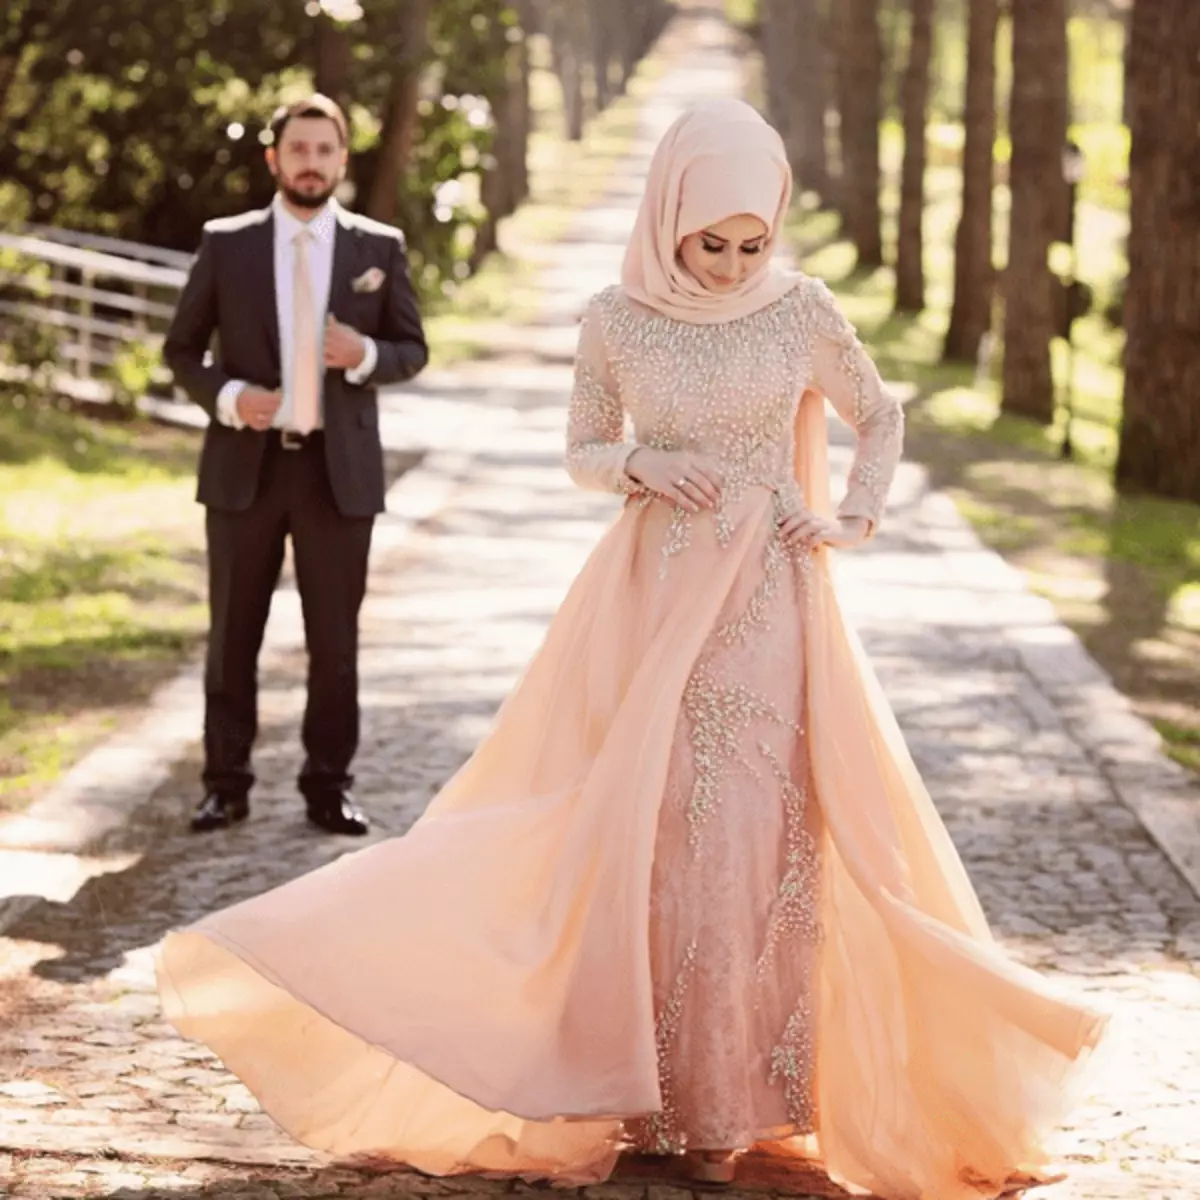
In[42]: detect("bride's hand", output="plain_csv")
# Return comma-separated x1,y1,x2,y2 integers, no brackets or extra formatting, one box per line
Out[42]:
624,448,724,513
778,509,869,551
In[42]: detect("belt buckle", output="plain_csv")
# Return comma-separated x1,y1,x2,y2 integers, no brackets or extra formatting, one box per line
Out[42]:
280,430,305,451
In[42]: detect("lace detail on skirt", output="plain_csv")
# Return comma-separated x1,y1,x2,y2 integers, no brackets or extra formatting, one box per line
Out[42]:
626,940,697,1154
634,520,823,1152
755,742,821,982
682,663,801,850
770,998,817,1131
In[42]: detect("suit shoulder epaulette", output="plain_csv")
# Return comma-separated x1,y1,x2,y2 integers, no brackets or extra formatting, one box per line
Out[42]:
203,208,272,236
341,211,407,246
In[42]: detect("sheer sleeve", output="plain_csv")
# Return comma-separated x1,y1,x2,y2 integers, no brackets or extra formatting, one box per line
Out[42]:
565,295,642,495
805,280,904,535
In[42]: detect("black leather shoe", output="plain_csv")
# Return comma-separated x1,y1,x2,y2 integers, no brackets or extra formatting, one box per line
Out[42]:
305,791,370,836
190,791,249,833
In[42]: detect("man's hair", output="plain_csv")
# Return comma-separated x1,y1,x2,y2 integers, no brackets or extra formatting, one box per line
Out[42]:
269,94,349,147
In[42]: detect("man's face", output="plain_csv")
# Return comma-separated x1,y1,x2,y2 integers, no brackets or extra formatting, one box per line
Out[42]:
267,115,347,209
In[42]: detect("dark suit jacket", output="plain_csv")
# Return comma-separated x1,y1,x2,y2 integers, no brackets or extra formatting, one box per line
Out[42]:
164,204,428,517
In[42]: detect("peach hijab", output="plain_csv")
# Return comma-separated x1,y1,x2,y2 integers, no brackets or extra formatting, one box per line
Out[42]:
622,98,794,324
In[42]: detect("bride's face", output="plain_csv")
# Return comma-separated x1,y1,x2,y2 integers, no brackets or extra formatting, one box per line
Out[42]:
678,213,770,293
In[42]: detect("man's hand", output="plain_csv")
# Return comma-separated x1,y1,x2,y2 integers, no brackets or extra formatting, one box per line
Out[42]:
324,315,367,370
236,387,283,431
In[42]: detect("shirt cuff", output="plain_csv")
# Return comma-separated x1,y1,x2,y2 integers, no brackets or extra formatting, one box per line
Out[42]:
217,380,248,429
344,337,378,385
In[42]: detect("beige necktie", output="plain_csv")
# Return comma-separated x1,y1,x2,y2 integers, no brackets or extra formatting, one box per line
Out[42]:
291,229,319,434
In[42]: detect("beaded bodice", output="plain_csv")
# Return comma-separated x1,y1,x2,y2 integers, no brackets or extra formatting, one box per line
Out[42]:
566,276,904,539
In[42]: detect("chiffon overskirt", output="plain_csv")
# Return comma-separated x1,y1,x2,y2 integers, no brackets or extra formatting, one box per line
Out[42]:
159,394,1106,1199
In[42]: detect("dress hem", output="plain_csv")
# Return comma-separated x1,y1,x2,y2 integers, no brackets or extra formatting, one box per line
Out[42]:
161,926,663,1131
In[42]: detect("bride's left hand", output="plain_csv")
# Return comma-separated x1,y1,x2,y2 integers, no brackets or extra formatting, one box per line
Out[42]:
778,510,869,551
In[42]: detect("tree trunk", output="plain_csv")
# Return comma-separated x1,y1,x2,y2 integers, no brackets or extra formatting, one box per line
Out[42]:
617,0,667,79
1116,0,1200,500
1000,0,1068,423
512,0,534,205
944,0,999,363
760,0,794,157
1044,6,1072,247
364,0,431,225
616,0,639,86
314,14,352,112
839,0,885,269
473,10,530,269
587,0,614,112
546,1,585,140
761,0,831,201
794,0,832,202
826,4,849,212
561,49,585,142
895,0,935,312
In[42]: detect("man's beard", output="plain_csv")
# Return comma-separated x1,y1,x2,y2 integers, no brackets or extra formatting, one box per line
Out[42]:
279,174,337,210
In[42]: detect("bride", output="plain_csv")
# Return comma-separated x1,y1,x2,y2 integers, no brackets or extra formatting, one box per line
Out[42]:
158,99,1106,1199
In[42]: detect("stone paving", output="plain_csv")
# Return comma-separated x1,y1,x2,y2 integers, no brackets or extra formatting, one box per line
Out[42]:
2,6,1199,1200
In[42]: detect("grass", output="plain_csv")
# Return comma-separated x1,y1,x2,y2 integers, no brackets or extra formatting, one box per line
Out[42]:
0,29,671,813
786,146,1200,776
1156,722,1200,776
425,34,669,365
723,0,758,31
0,394,207,813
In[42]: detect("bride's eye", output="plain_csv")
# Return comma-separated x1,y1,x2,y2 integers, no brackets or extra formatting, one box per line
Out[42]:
701,240,724,254
741,244,764,256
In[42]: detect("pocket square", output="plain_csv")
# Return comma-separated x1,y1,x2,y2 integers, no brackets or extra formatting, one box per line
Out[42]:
351,266,386,294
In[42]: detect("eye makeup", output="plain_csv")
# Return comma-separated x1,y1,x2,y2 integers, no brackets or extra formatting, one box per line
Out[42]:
700,233,767,256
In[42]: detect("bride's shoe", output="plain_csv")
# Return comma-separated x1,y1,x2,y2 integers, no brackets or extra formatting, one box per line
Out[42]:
684,1150,738,1184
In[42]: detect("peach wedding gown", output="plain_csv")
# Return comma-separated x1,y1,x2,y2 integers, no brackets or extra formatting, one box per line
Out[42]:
158,278,1106,1200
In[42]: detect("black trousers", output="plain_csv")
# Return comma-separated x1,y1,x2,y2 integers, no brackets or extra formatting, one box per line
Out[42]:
202,432,374,801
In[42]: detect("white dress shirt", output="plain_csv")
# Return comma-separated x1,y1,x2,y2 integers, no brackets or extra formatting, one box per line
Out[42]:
217,194,377,430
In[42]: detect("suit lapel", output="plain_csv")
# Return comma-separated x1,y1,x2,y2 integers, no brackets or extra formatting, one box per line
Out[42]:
329,214,360,324
250,211,281,371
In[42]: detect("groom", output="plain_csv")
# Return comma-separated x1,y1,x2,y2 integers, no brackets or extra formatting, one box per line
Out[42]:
165,94,428,836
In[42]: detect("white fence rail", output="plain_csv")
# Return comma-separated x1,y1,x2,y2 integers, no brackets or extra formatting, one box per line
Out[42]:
0,227,192,400
20,224,195,271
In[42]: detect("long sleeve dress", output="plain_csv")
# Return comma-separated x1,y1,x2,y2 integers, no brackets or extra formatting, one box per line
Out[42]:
566,279,902,1153
158,276,1105,1200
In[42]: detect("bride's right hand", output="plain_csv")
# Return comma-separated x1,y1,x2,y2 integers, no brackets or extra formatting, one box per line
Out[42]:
624,448,724,513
